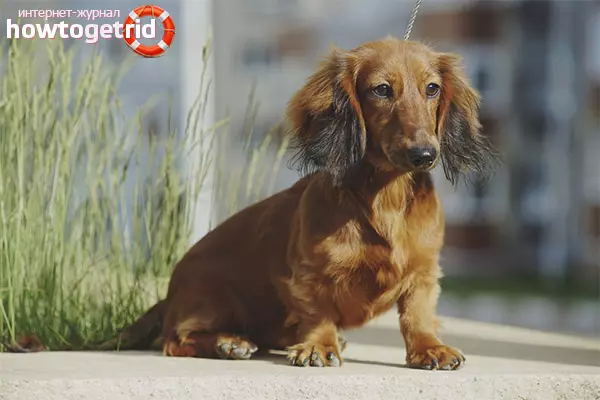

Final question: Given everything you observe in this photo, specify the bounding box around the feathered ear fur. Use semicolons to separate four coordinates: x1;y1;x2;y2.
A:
286;48;366;186
436;53;500;185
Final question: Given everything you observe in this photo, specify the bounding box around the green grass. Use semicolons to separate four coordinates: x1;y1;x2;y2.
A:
0;36;287;350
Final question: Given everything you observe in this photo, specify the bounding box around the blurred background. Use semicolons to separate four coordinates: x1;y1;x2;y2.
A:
0;0;598;344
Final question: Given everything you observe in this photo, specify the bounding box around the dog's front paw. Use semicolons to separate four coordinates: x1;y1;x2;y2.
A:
287;342;342;367
406;344;465;371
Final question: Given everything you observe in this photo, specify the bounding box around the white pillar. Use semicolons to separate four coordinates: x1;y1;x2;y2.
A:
180;0;215;244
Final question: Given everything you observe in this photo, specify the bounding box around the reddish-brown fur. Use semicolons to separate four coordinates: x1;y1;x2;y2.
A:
107;37;498;370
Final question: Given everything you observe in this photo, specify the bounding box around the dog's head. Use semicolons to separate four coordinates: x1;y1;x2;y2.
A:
287;37;499;185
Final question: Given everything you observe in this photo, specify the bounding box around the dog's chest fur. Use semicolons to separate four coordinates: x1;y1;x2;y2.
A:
323;173;443;329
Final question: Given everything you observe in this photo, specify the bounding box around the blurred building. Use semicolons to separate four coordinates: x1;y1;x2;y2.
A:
213;0;600;284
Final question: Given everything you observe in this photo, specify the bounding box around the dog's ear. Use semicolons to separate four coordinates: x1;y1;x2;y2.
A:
286;48;366;185
436;53;500;185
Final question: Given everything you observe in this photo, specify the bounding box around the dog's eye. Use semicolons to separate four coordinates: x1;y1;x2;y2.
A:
373;84;392;98
425;83;440;98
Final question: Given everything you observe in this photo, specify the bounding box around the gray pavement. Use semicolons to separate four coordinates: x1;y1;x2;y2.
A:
1;313;599;399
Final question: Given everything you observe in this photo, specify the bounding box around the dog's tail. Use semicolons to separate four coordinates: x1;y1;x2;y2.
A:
2;301;167;353
96;299;167;351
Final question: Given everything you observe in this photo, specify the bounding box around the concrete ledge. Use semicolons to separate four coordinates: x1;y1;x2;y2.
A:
2;314;599;400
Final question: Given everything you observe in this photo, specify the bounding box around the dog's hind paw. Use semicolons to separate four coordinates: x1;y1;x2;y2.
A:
215;336;258;360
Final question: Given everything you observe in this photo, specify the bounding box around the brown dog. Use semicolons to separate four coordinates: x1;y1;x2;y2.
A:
109;37;498;370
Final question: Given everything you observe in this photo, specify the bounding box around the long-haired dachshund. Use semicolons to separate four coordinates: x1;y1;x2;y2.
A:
108;37;498;370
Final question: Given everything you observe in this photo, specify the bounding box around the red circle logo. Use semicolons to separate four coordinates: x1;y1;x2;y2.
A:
122;5;175;58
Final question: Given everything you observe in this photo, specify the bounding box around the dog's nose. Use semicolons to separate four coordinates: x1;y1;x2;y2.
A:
407;147;437;168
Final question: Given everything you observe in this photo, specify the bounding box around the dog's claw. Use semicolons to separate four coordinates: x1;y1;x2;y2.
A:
218;343;231;354
310;352;324;367
293;355;309;367
453;357;464;370
326;352;340;367
310;358;324;367
288;350;308;367
232;347;251;359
